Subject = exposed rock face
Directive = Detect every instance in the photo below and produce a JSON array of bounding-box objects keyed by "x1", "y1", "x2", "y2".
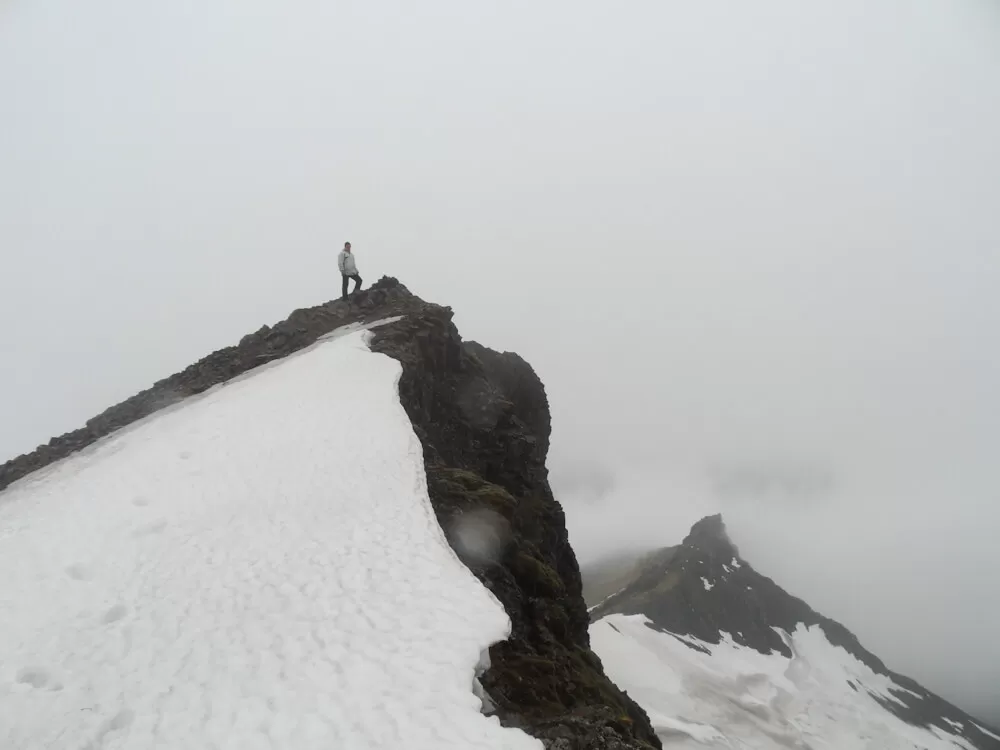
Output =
[
  {"x1": 370, "y1": 315, "x2": 659, "y2": 749},
  {"x1": 589, "y1": 514, "x2": 1000, "y2": 750},
  {"x1": 681, "y1": 513, "x2": 737, "y2": 555},
  {"x1": 0, "y1": 278, "x2": 660, "y2": 750}
]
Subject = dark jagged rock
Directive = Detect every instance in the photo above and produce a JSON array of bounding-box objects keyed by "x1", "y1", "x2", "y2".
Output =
[
  {"x1": 681, "y1": 513, "x2": 737, "y2": 555},
  {"x1": 369, "y1": 310, "x2": 660, "y2": 749},
  {"x1": 0, "y1": 278, "x2": 660, "y2": 750},
  {"x1": 589, "y1": 514, "x2": 1000, "y2": 750}
]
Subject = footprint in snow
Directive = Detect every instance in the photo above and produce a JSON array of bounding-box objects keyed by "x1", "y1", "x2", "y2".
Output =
[
  {"x1": 16, "y1": 667, "x2": 62, "y2": 691},
  {"x1": 101, "y1": 604, "x2": 128, "y2": 625},
  {"x1": 66, "y1": 563, "x2": 93, "y2": 581},
  {"x1": 131, "y1": 520, "x2": 167, "y2": 537},
  {"x1": 107, "y1": 709, "x2": 134, "y2": 731},
  {"x1": 84, "y1": 709, "x2": 135, "y2": 747}
]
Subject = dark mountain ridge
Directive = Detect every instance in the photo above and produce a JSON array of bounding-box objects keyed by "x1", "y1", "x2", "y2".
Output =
[
  {"x1": 0, "y1": 278, "x2": 659, "y2": 750},
  {"x1": 589, "y1": 514, "x2": 1000, "y2": 750}
]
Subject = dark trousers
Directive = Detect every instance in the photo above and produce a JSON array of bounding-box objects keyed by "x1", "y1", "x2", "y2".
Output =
[{"x1": 341, "y1": 273, "x2": 362, "y2": 300}]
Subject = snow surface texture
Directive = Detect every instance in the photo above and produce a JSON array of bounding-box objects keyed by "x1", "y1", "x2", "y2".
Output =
[
  {"x1": 592, "y1": 614, "x2": 974, "y2": 750},
  {"x1": 0, "y1": 320, "x2": 541, "y2": 750}
]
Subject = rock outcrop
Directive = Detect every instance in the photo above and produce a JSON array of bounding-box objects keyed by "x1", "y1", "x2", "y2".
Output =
[
  {"x1": 588, "y1": 514, "x2": 1000, "y2": 750},
  {"x1": 0, "y1": 278, "x2": 660, "y2": 750}
]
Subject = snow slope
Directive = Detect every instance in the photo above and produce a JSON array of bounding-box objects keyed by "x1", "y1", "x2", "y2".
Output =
[
  {"x1": 0, "y1": 320, "x2": 540, "y2": 750},
  {"x1": 592, "y1": 613, "x2": 975, "y2": 750}
]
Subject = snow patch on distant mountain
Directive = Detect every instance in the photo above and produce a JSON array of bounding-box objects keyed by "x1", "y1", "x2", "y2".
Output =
[
  {"x1": 0, "y1": 322, "x2": 539, "y2": 750},
  {"x1": 592, "y1": 613, "x2": 975, "y2": 750},
  {"x1": 587, "y1": 586, "x2": 628, "y2": 614},
  {"x1": 976, "y1": 723, "x2": 1000, "y2": 743}
]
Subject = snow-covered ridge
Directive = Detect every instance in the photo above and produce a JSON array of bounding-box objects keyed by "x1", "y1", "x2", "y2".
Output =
[
  {"x1": 1, "y1": 279, "x2": 662, "y2": 749},
  {"x1": 0, "y1": 323, "x2": 539, "y2": 749},
  {"x1": 0, "y1": 279, "x2": 418, "y2": 495},
  {"x1": 592, "y1": 614, "x2": 980, "y2": 750}
]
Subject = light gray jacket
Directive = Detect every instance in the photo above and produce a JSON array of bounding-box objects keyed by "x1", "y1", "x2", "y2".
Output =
[{"x1": 338, "y1": 250, "x2": 358, "y2": 276}]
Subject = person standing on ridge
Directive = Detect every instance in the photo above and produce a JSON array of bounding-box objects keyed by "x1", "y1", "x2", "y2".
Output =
[{"x1": 338, "y1": 241, "x2": 362, "y2": 301}]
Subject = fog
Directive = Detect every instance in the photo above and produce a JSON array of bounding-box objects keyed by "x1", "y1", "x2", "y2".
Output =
[{"x1": 2, "y1": 0, "x2": 999, "y2": 725}]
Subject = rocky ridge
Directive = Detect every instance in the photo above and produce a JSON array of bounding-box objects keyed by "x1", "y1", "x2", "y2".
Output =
[{"x1": 0, "y1": 278, "x2": 659, "y2": 750}]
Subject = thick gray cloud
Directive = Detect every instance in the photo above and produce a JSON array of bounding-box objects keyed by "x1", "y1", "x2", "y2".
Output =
[{"x1": 2, "y1": 0, "x2": 999, "y2": 725}]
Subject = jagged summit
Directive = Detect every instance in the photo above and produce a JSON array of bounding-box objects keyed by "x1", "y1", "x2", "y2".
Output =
[
  {"x1": 681, "y1": 513, "x2": 739, "y2": 557},
  {"x1": 587, "y1": 516, "x2": 1000, "y2": 749}
]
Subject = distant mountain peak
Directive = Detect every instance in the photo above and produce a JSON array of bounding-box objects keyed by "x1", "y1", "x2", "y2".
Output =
[
  {"x1": 584, "y1": 515, "x2": 1000, "y2": 749},
  {"x1": 682, "y1": 513, "x2": 739, "y2": 557}
]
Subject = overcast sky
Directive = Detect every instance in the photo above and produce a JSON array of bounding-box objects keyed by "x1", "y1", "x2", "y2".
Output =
[{"x1": 2, "y1": 0, "x2": 999, "y2": 725}]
